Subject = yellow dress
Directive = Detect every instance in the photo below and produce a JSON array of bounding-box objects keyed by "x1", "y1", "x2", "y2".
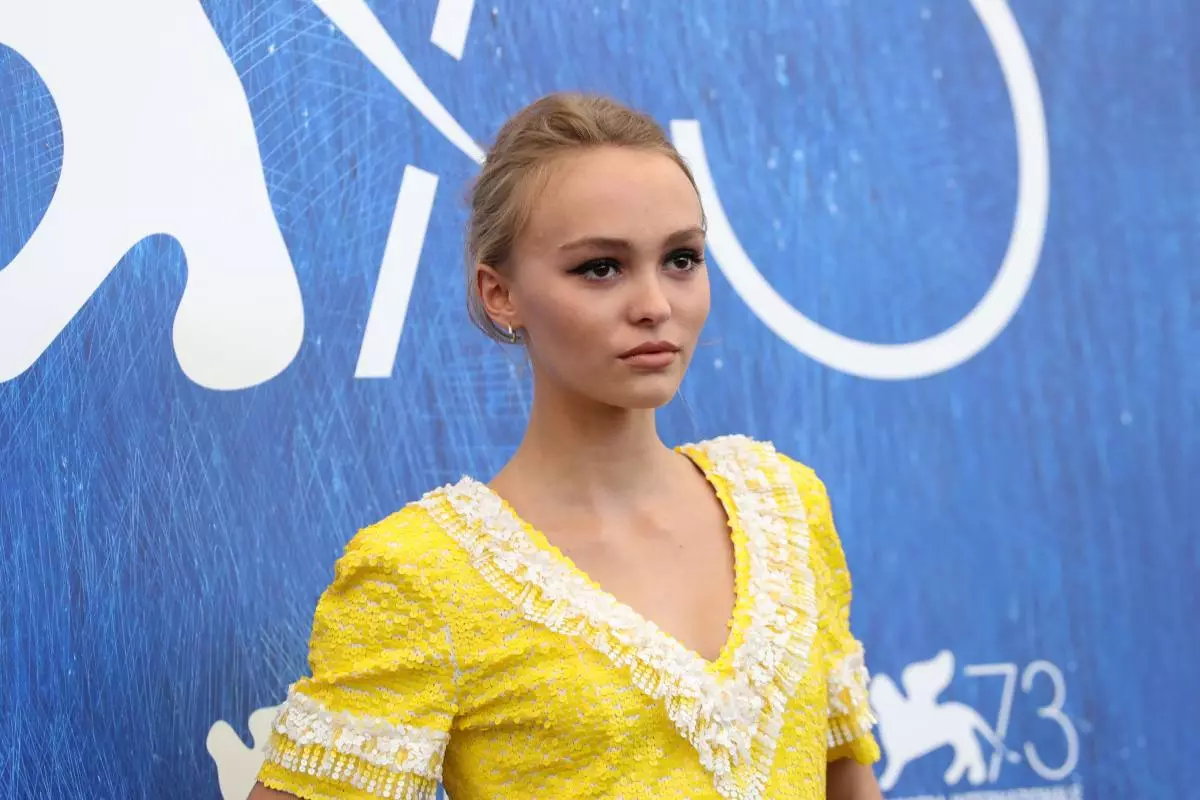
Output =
[{"x1": 258, "y1": 436, "x2": 879, "y2": 800}]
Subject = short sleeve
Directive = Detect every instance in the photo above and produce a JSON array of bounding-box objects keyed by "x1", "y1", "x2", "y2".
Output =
[
  {"x1": 793, "y1": 464, "x2": 881, "y2": 765},
  {"x1": 258, "y1": 511, "x2": 457, "y2": 800}
]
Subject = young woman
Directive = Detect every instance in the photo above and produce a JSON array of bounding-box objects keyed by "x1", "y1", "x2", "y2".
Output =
[{"x1": 251, "y1": 93, "x2": 882, "y2": 800}]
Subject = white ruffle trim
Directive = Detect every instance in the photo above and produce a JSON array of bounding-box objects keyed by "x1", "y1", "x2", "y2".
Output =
[
  {"x1": 263, "y1": 686, "x2": 448, "y2": 789},
  {"x1": 826, "y1": 644, "x2": 877, "y2": 747}
]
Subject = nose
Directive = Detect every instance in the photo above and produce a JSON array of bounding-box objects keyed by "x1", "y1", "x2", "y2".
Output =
[{"x1": 627, "y1": 268, "x2": 672, "y2": 327}]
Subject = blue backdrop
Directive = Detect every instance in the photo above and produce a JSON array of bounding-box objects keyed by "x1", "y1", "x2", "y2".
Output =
[{"x1": 1, "y1": 1, "x2": 1194, "y2": 798}]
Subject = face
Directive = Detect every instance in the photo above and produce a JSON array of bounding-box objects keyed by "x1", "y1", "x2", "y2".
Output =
[{"x1": 483, "y1": 146, "x2": 710, "y2": 410}]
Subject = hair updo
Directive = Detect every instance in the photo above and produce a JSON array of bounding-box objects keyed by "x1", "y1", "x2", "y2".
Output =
[{"x1": 465, "y1": 92, "x2": 701, "y2": 343}]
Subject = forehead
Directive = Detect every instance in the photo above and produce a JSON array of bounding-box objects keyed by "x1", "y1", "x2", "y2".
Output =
[{"x1": 519, "y1": 147, "x2": 703, "y2": 250}]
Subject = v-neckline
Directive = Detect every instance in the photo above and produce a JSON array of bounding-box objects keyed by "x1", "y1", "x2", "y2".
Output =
[
  {"x1": 418, "y1": 435, "x2": 820, "y2": 800},
  {"x1": 474, "y1": 443, "x2": 751, "y2": 674}
]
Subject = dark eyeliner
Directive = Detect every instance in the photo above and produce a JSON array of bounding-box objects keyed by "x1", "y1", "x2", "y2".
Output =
[
  {"x1": 665, "y1": 248, "x2": 704, "y2": 268},
  {"x1": 568, "y1": 258, "x2": 620, "y2": 277}
]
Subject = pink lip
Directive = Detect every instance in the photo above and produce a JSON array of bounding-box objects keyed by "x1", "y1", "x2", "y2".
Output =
[
  {"x1": 621, "y1": 350, "x2": 678, "y2": 369},
  {"x1": 619, "y1": 341, "x2": 680, "y2": 370},
  {"x1": 619, "y1": 341, "x2": 680, "y2": 359}
]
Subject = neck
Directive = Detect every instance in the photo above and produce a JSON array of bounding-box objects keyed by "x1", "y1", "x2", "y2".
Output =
[{"x1": 495, "y1": 378, "x2": 677, "y2": 507}]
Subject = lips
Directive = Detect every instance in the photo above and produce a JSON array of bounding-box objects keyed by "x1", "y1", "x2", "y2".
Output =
[
  {"x1": 618, "y1": 341, "x2": 681, "y2": 370},
  {"x1": 619, "y1": 341, "x2": 680, "y2": 359}
]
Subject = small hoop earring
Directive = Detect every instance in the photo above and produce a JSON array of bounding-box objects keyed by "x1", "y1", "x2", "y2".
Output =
[{"x1": 505, "y1": 324, "x2": 520, "y2": 343}]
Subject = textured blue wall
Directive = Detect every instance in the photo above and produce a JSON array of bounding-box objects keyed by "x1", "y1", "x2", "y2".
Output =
[{"x1": 1, "y1": 1, "x2": 1194, "y2": 797}]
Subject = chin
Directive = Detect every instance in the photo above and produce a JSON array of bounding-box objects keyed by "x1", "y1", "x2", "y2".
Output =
[{"x1": 603, "y1": 377, "x2": 683, "y2": 410}]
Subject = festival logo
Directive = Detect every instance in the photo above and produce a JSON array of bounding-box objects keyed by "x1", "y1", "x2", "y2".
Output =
[
  {"x1": 1, "y1": 0, "x2": 1048, "y2": 387},
  {"x1": 873, "y1": 651, "x2": 1082, "y2": 800},
  {"x1": 207, "y1": 704, "x2": 283, "y2": 800}
]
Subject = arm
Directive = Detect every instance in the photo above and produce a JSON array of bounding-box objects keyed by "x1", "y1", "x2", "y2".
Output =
[
  {"x1": 248, "y1": 783, "x2": 298, "y2": 799},
  {"x1": 828, "y1": 758, "x2": 884, "y2": 800}
]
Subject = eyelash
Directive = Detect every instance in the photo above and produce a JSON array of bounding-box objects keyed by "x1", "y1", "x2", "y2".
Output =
[{"x1": 569, "y1": 249, "x2": 705, "y2": 281}]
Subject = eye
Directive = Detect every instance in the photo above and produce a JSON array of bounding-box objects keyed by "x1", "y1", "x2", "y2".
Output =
[
  {"x1": 569, "y1": 258, "x2": 621, "y2": 281},
  {"x1": 664, "y1": 248, "x2": 704, "y2": 272}
]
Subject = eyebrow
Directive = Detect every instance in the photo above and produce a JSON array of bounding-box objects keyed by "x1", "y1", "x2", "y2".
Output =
[{"x1": 558, "y1": 225, "x2": 707, "y2": 253}]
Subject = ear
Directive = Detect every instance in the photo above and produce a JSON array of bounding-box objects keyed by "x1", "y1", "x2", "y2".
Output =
[{"x1": 475, "y1": 263, "x2": 519, "y2": 330}]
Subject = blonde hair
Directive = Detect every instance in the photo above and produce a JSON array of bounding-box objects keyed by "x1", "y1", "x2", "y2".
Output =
[{"x1": 466, "y1": 92, "x2": 701, "y2": 343}]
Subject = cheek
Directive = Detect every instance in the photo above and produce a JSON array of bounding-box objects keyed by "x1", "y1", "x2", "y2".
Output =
[
  {"x1": 523, "y1": 286, "x2": 611, "y2": 354},
  {"x1": 676, "y1": 275, "x2": 712, "y2": 332}
]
